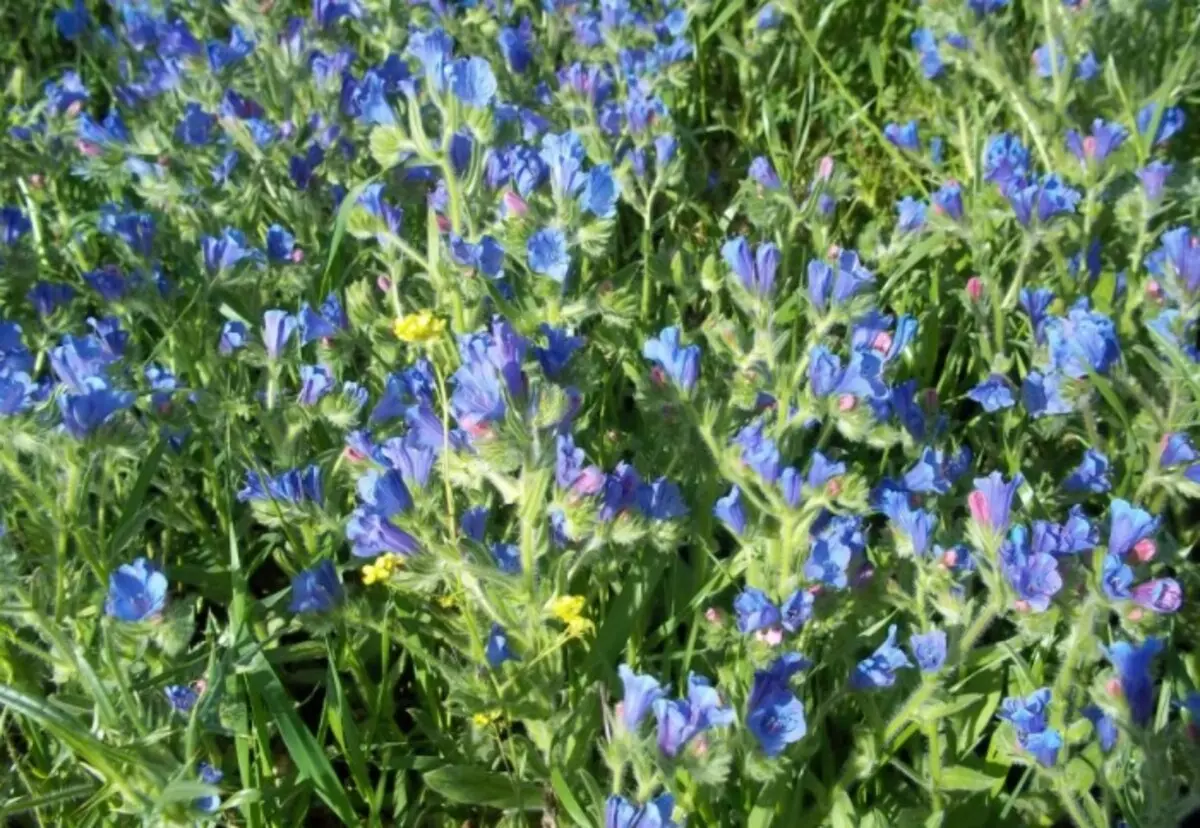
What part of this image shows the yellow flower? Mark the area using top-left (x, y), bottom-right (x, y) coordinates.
top-left (437, 594), bottom-right (457, 609)
top-left (547, 595), bottom-right (593, 637)
top-left (472, 710), bottom-right (502, 727)
top-left (393, 310), bottom-right (446, 344)
top-left (362, 554), bottom-right (404, 585)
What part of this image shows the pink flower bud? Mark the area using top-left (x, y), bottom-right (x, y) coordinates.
top-left (28, 174), bottom-right (45, 189)
top-left (967, 490), bottom-right (990, 525)
top-left (692, 736), bottom-right (709, 757)
top-left (77, 140), bottom-right (102, 157)
top-left (376, 275), bottom-right (392, 292)
top-left (67, 100), bottom-right (83, 118)
top-left (614, 700), bottom-right (625, 721)
top-left (291, 248), bottom-right (305, 263)
top-left (1127, 607), bottom-right (1145, 622)
top-left (435, 215), bottom-right (451, 233)
top-left (827, 244), bottom-right (841, 259)
top-left (837, 394), bottom-right (856, 412)
top-left (1106, 677), bottom-right (1122, 698)
top-left (872, 331), bottom-right (893, 354)
top-left (755, 627), bottom-right (784, 646)
top-left (650, 365), bottom-right (667, 386)
top-left (320, 337), bottom-right (333, 349)
top-left (1014, 599), bottom-right (1031, 613)
top-left (826, 478), bottom-right (842, 498)
top-left (1132, 538), bottom-right (1156, 562)
top-left (817, 155), bottom-right (835, 180)
top-left (192, 679), bottom-right (208, 695)
top-left (502, 190), bottom-right (528, 217)
top-left (1147, 280), bottom-right (1163, 300)
top-left (343, 446), bottom-right (366, 462)
top-left (966, 276), bottom-right (984, 302)
top-left (704, 607), bottom-right (723, 624)
top-left (941, 547), bottom-right (959, 568)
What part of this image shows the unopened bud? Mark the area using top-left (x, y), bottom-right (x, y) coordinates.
top-left (1146, 280), bottom-right (1163, 300)
top-left (967, 276), bottom-right (984, 302)
top-left (837, 394), bottom-right (856, 412)
top-left (872, 331), bottom-right (893, 354)
top-left (376, 275), bottom-right (392, 292)
top-left (503, 190), bottom-right (528, 217)
top-left (1014, 599), bottom-right (1031, 613)
top-left (291, 248), bottom-right (305, 263)
top-left (826, 478), bottom-right (842, 498)
top-left (754, 627), bottom-right (783, 646)
top-left (704, 607), bottom-right (723, 624)
top-left (817, 155), bottom-right (834, 180)
top-left (1132, 539), bottom-right (1156, 563)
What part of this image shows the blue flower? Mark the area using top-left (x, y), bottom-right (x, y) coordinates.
top-left (713, 486), bottom-right (747, 536)
top-left (722, 237), bottom-right (778, 297)
top-left (357, 468), bottom-right (413, 518)
top-left (461, 506), bottom-right (488, 542)
top-left (59, 377), bottom-right (135, 439)
top-left (447, 56), bottom-right (497, 109)
top-left (0, 206), bottom-right (32, 246)
top-left (1001, 527), bottom-right (1063, 612)
top-left (968, 375), bottom-right (1015, 412)
top-left (1161, 433), bottom-right (1198, 468)
top-left (313, 0), bottom-right (364, 28)
top-left (1082, 705), bottom-right (1117, 753)
top-left (806, 451), bottom-right (846, 489)
top-left (851, 625), bottom-right (912, 690)
top-left (756, 4), bottom-right (782, 29)
top-left (85, 265), bottom-right (127, 301)
top-left (105, 557), bottom-right (168, 621)
top-left (55, 0), bottom-right (89, 39)
top-left (237, 466), bottom-right (324, 506)
top-left (1075, 52), bottom-right (1099, 81)
top-left (806, 250), bottom-right (875, 313)
top-left (1138, 161), bottom-right (1172, 202)
top-left (1064, 448), bottom-right (1111, 494)
top-left (289, 560), bottom-right (342, 614)
top-left (176, 102), bottom-right (216, 146)
top-left (733, 587), bottom-right (781, 634)
top-left (652, 673), bottom-right (735, 757)
top-left (643, 327), bottom-right (700, 392)
top-left (909, 630), bottom-right (947, 673)
top-left (884, 120), bottom-right (920, 151)
top-left (1019, 288), bottom-right (1054, 343)
top-left (1136, 103), bottom-right (1186, 146)
top-left (28, 281), bottom-right (75, 316)
top-left (746, 653), bottom-right (809, 756)
top-left (1101, 553), bottom-right (1134, 601)
top-left (931, 181), bottom-right (963, 220)
top-left (0, 372), bottom-right (37, 416)
top-left (999, 688), bottom-right (1052, 734)
top-left (895, 196), bottom-right (927, 233)
top-left (1044, 301), bottom-right (1120, 378)
top-left (486, 622), bottom-right (518, 667)
top-left (346, 510), bottom-right (422, 558)
top-left (579, 164), bottom-right (621, 218)
top-left (296, 365), bottom-right (333, 407)
top-left (1031, 41), bottom-right (1067, 78)
top-left (1031, 506), bottom-right (1097, 557)
top-left (1006, 174), bottom-right (1081, 226)
top-left (527, 227), bottom-right (570, 282)
top-left (1022, 370), bottom-right (1072, 418)
top-left (1019, 728), bottom-right (1062, 767)
top-left (164, 685), bottom-right (199, 714)
top-left (637, 478), bottom-right (689, 521)
top-left (733, 420), bottom-right (780, 484)
top-left (289, 145), bottom-right (325, 190)
top-left (618, 664), bottom-right (665, 731)
top-left (44, 70), bottom-right (88, 115)
top-left (911, 29), bottom-right (943, 80)
top-left (804, 515), bottom-right (863, 589)
top-left (298, 294), bottom-right (347, 344)
top-left (490, 543), bottom-right (522, 574)
top-left (968, 471), bottom-right (1023, 535)
top-left (262, 310), bottom-right (298, 360)
top-left (1107, 498), bottom-right (1159, 559)
top-left (207, 26), bottom-right (255, 72)
top-left (983, 133), bottom-right (1029, 188)
top-left (1103, 638), bottom-right (1163, 726)
top-left (266, 225), bottom-right (296, 262)
top-left (968, 0), bottom-right (1009, 15)
top-left (606, 795), bottom-right (678, 828)
top-left (203, 228), bottom-right (263, 276)
top-left (534, 325), bottom-right (585, 379)
top-left (1066, 119), bottom-right (1128, 166)
top-left (195, 763), bottom-right (223, 813)
top-left (219, 321), bottom-right (247, 356)
top-left (748, 156), bottom-right (782, 190)
top-left (498, 18), bottom-right (534, 73)
top-left (1147, 226), bottom-right (1200, 297)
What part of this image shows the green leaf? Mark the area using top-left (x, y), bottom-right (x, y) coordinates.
top-left (422, 765), bottom-right (542, 811)
top-left (369, 126), bottom-right (410, 169)
top-left (106, 439), bottom-right (166, 559)
top-left (549, 769), bottom-right (595, 828)
top-left (939, 765), bottom-right (1004, 792)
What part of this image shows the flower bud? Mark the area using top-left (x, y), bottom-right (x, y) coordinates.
top-left (967, 276), bottom-right (984, 302)
top-left (817, 155), bottom-right (835, 180)
top-left (1132, 538), bottom-right (1156, 562)
top-left (837, 394), bottom-right (856, 412)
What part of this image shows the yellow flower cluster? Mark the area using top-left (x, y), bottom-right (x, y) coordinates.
top-left (392, 310), bottom-right (446, 343)
top-left (361, 554), bottom-right (404, 585)
top-left (547, 595), bottom-right (594, 638)
top-left (472, 709), bottom-right (502, 727)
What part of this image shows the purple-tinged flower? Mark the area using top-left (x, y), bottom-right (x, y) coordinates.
top-left (1146, 226), bottom-right (1200, 297)
top-left (1032, 41), bottom-right (1067, 78)
top-left (219, 321), bottom-right (247, 356)
top-left (313, 0), bottom-right (363, 27)
top-left (534, 325), bottom-right (585, 379)
top-left (605, 795), bottom-right (678, 828)
top-left (580, 164), bottom-right (621, 218)
top-left (498, 17), bottom-right (534, 73)
top-left (1076, 52), bottom-right (1099, 82)
top-left (895, 196), bottom-right (927, 233)
top-left (804, 515), bottom-right (863, 589)
top-left (643, 327), bottom-right (700, 392)
top-left (59, 377), bottom-right (135, 438)
top-left (266, 225), bottom-right (296, 263)
top-left (652, 673), bottom-right (735, 757)
top-left (713, 486), bottom-right (746, 536)
top-left (1064, 448), bottom-right (1111, 494)
top-left (1104, 638), bottom-right (1162, 726)
top-left (44, 71), bottom-right (88, 115)
top-left (297, 365), bottom-right (334, 406)
top-left (999, 688), bottom-right (1052, 734)
top-left (346, 509), bottom-right (422, 558)
top-left (748, 156), bottom-right (781, 190)
top-left (176, 102), bottom-right (216, 146)
top-left (1022, 370), bottom-right (1072, 418)
top-left (733, 587), bottom-right (781, 634)
top-left (851, 625), bottom-right (912, 690)
top-left (1138, 162), bottom-right (1172, 202)
top-left (780, 589), bottom-right (813, 632)
top-left (164, 684), bottom-right (199, 714)
top-left (968, 375), bottom-right (1016, 412)
top-left (55, 0), bottom-right (89, 39)
top-left (1107, 499), bottom-right (1159, 559)
top-left (1001, 527), bottom-right (1063, 612)
top-left (884, 120), bottom-right (920, 151)
top-left (289, 560), bottom-right (341, 613)
top-left (1065, 119), bottom-right (1128, 166)
top-left (1082, 705), bottom-right (1117, 752)
top-left (203, 228), bottom-right (263, 276)
top-left (1006, 174), bottom-right (1081, 227)
top-left (298, 294), bottom-right (347, 344)
top-left (983, 133), bottom-right (1029, 188)
top-left (969, 471), bottom-right (1023, 535)
top-left (931, 181), bottom-right (963, 221)
top-left (105, 557), bottom-right (167, 621)
top-left (1136, 103), bottom-right (1186, 146)
top-left (747, 653), bottom-right (809, 756)
top-left (1132, 578), bottom-right (1182, 614)
top-left (486, 623), bottom-right (518, 667)
top-left (618, 664), bottom-right (665, 731)
top-left (262, 310), bottom-right (297, 360)
top-left (1161, 433), bottom-right (1197, 468)
top-left (910, 630), bottom-right (947, 673)
top-left (1019, 729), bottom-right (1062, 767)
top-left (527, 227), bottom-right (570, 282)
